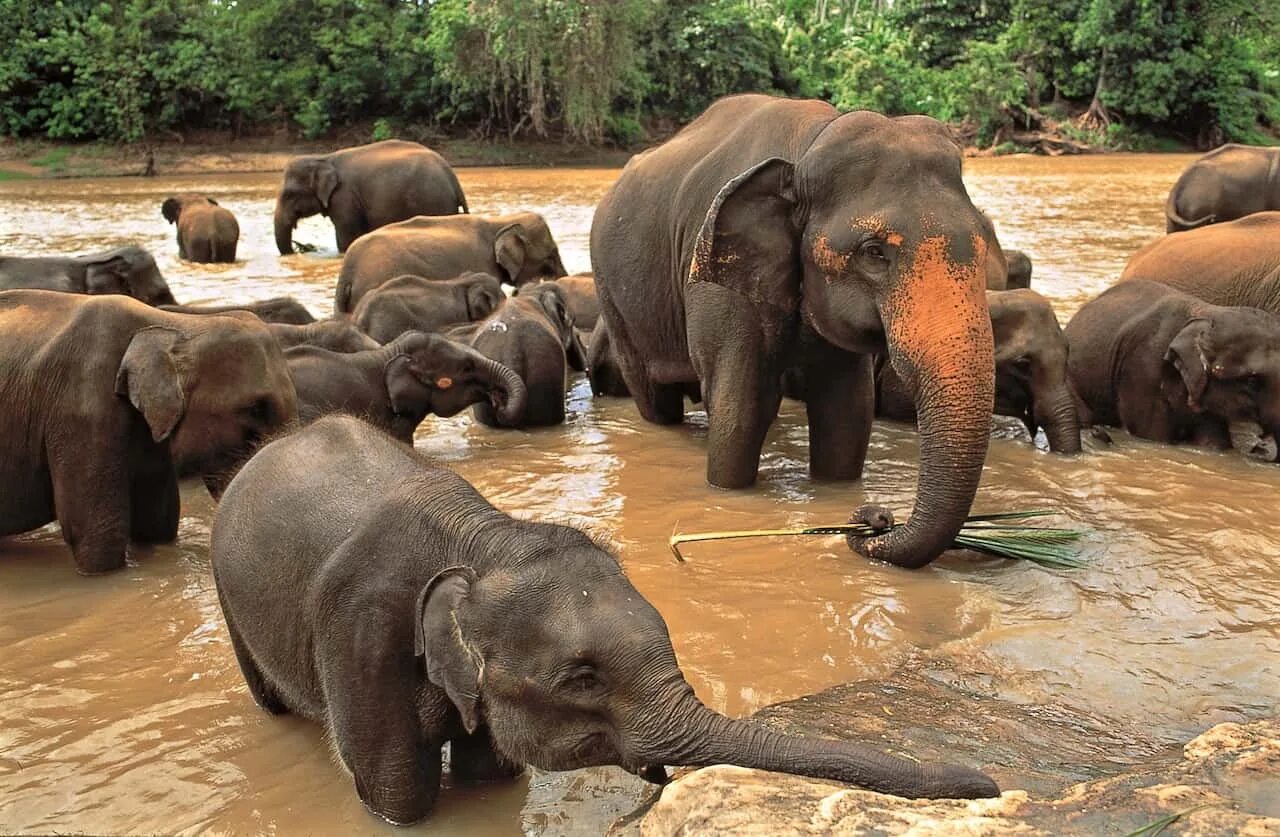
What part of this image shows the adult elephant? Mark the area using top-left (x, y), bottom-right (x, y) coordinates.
top-left (1120, 212), bottom-right (1280, 312)
top-left (352, 272), bottom-right (504, 344)
top-left (334, 212), bottom-right (567, 314)
top-left (159, 296), bottom-right (317, 325)
top-left (1164, 144), bottom-right (1280, 232)
top-left (591, 94), bottom-right (999, 569)
top-left (876, 290), bottom-right (1080, 453)
top-left (274, 140), bottom-right (469, 255)
top-left (212, 416), bottom-right (998, 825)
top-left (0, 291), bottom-right (297, 574)
top-left (0, 245), bottom-right (175, 306)
top-left (1065, 280), bottom-right (1280, 453)
top-left (161, 194), bottom-right (239, 263)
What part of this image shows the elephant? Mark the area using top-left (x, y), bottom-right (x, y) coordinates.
top-left (587, 319), bottom-right (631, 397)
top-left (1120, 212), bottom-right (1280, 313)
top-left (1004, 250), bottom-right (1033, 290)
top-left (161, 194), bottom-right (239, 263)
top-left (211, 415), bottom-right (1000, 825)
top-left (1164, 144), bottom-right (1280, 232)
top-left (351, 272), bottom-right (505, 344)
top-left (274, 140), bottom-right (469, 255)
top-left (333, 212), bottom-right (568, 314)
top-left (1064, 280), bottom-right (1280, 453)
top-left (268, 320), bottom-right (379, 353)
top-left (468, 282), bottom-right (587, 427)
top-left (876, 290), bottom-right (1081, 454)
top-left (590, 94), bottom-right (1000, 569)
top-left (159, 296), bottom-right (317, 325)
top-left (515, 272), bottom-right (600, 330)
top-left (0, 245), bottom-right (175, 306)
top-left (0, 291), bottom-right (297, 574)
top-left (285, 331), bottom-right (526, 442)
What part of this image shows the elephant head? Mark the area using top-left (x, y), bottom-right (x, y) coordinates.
top-left (990, 290), bottom-right (1081, 454)
top-left (517, 282), bottom-right (588, 371)
top-left (461, 272), bottom-right (506, 322)
top-left (687, 114), bottom-right (997, 569)
top-left (82, 247), bottom-right (176, 306)
top-left (1004, 250), bottom-right (1033, 290)
top-left (1163, 308), bottom-right (1280, 453)
top-left (418, 543), bottom-right (998, 799)
top-left (494, 214), bottom-right (568, 286)
top-left (275, 156), bottom-right (339, 254)
top-left (383, 331), bottom-right (527, 426)
top-left (161, 194), bottom-right (217, 224)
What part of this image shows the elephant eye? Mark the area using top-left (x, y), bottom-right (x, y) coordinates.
top-left (859, 239), bottom-right (889, 262)
top-left (565, 666), bottom-right (603, 692)
top-left (245, 398), bottom-right (273, 423)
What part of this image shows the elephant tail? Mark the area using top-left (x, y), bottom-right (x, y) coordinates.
top-left (1164, 190), bottom-right (1215, 233)
top-left (334, 271), bottom-right (353, 314)
top-left (447, 167), bottom-right (469, 214)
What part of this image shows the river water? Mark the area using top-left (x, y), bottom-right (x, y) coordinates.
top-left (1, 155), bottom-right (1277, 834)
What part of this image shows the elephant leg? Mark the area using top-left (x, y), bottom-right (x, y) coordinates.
top-left (216, 584), bottom-right (288, 714)
top-left (802, 350), bottom-right (874, 481)
top-left (450, 726), bottom-right (523, 782)
top-left (129, 461), bottom-right (179, 545)
top-left (701, 349), bottom-right (781, 490)
top-left (48, 445), bottom-right (130, 574)
top-left (1190, 417), bottom-right (1231, 450)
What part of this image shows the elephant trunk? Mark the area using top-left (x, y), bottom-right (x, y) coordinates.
top-left (1033, 380), bottom-right (1082, 454)
top-left (479, 355), bottom-right (528, 427)
top-left (631, 687), bottom-right (998, 800)
top-left (274, 203), bottom-right (296, 255)
top-left (855, 235), bottom-right (995, 569)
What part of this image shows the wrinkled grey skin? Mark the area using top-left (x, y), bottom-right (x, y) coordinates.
top-left (469, 283), bottom-right (587, 427)
top-left (286, 331), bottom-right (527, 442)
top-left (269, 320), bottom-right (379, 353)
top-left (0, 245), bottom-right (175, 306)
top-left (515, 273), bottom-right (600, 330)
top-left (211, 416), bottom-right (999, 825)
top-left (160, 296), bottom-right (317, 325)
top-left (587, 319), bottom-right (631, 397)
top-left (1165, 144), bottom-right (1280, 232)
top-left (1005, 250), bottom-right (1033, 290)
top-left (334, 212), bottom-right (568, 314)
top-left (274, 140), bottom-right (469, 255)
top-left (1066, 280), bottom-right (1280, 455)
top-left (161, 194), bottom-right (240, 263)
top-left (352, 272), bottom-right (505, 344)
top-left (0, 291), bottom-right (297, 574)
top-left (876, 290), bottom-right (1081, 453)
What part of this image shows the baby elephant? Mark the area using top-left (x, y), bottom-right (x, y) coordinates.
top-left (161, 194), bottom-right (240, 263)
top-left (160, 296), bottom-right (316, 325)
top-left (1066, 280), bottom-right (1280, 453)
top-left (470, 283), bottom-right (587, 427)
top-left (352, 272), bottom-right (505, 344)
top-left (515, 272), bottom-right (600, 330)
top-left (268, 321), bottom-right (378, 353)
top-left (211, 416), bottom-right (998, 825)
top-left (286, 331), bottom-right (526, 442)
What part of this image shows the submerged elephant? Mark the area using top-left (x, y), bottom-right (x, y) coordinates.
top-left (1065, 280), bottom-right (1280, 453)
top-left (285, 331), bottom-right (526, 442)
top-left (334, 212), bottom-right (567, 314)
top-left (591, 94), bottom-right (999, 569)
top-left (274, 140), bottom-right (469, 255)
top-left (161, 194), bottom-right (239, 262)
top-left (0, 245), bottom-right (175, 306)
top-left (352, 272), bottom-right (505, 344)
top-left (211, 415), bottom-right (999, 825)
top-left (1120, 212), bottom-right (1280, 313)
top-left (268, 320), bottom-right (379, 353)
top-left (0, 291), bottom-right (297, 574)
top-left (515, 272), bottom-right (600, 330)
top-left (159, 296), bottom-right (317, 325)
top-left (877, 290), bottom-right (1080, 453)
top-left (1164, 144), bottom-right (1280, 232)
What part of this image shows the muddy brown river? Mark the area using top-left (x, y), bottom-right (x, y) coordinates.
top-left (2, 155), bottom-right (1278, 834)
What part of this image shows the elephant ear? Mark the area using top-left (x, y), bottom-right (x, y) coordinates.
top-left (1164, 318), bottom-right (1212, 410)
top-left (85, 256), bottom-right (130, 295)
top-left (161, 198), bottom-right (181, 224)
top-left (687, 157), bottom-right (800, 313)
top-left (465, 281), bottom-right (500, 321)
top-left (384, 354), bottom-right (431, 417)
top-left (415, 566), bottom-right (482, 734)
top-left (312, 160), bottom-right (340, 211)
top-left (493, 224), bottom-right (528, 285)
top-left (114, 326), bottom-right (187, 442)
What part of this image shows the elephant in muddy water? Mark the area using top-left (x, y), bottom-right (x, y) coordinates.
top-left (159, 296), bottom-right (317, 324)
top-left (876, 290), bottom-right (1081, 453)
top-left (591, 93), bottom-right (1000, 569)
top-left (0, 291), bottom-right (297, 574)
top-left (274, 140), bottom-right (469, 255)
top-left (0, 245), bottom-right (175, 306)
top-left (334, 212), bottom-right (567, 314)
top-left (515, 272), bottom-right (600, 331)
top-left (268, 320), bottom-right (379, 353)
top-left (161, 194), bottom-right (239, 263)
top-left (352, 272), bottom-right (505, 344)
top-left (1065, 280), bottom-right (1280, 454)
top-left (1164, 144), bottom-right (1280, 232)
top-left (211, 415), bottom-right (999, 825)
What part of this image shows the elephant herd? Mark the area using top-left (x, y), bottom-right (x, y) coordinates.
top-left (3, 99), bottom-right (1278, 826)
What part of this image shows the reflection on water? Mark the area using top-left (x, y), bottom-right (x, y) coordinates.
top-left (2, 155), bottom-right (1278, 834)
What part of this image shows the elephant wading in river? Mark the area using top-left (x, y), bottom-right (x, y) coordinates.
top-left (0, 245), bottom-right (175, 306)
top-left (591, 94), bottom-right (1000, 569)
top-left (161, 194), bottom-right (239, 263)
top-left (268, 320), bottom-right (379, 353)
top-left (285, 331), bottom-right (526, 442)
top-left (1065, 280), bottom-right (1280, 453)
top-left (333, 213), bottom-right (567, 314)
top-left (515, 272), bottom-right (600, 330)
top-left (352, 273), bottom-right (505, 344)
top-left (876, 290), bottom-right (1081, 453)
top-left (211, 416), bottom-right (999, 826)
top-left (274, 140), bottom-right (469, 255)
top-left (1164, 144), bottom-right (1280, 232)
top-left (0, 291), bottom-right (297, 574)
top-left (160, 297), bottom-right (317, 324)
